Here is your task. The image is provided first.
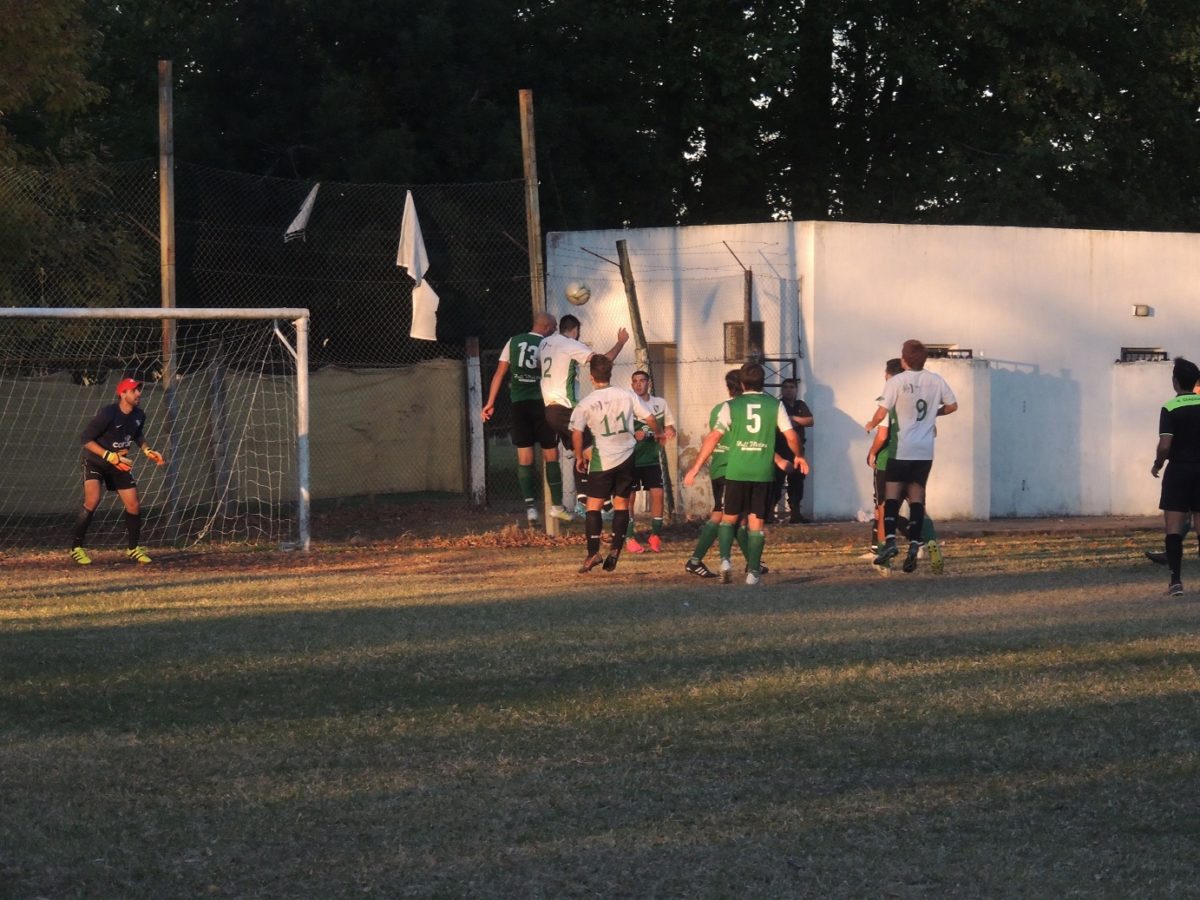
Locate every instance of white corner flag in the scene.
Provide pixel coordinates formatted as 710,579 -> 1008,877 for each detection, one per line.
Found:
396,190 -> 439,341
284,183 -> 320,242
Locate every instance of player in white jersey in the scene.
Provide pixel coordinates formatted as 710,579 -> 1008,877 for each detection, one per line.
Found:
864,339 -> 958,572
569,354 -> 659,573
540,313 -> 629,514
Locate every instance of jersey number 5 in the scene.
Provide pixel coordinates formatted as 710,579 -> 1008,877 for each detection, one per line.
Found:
745,403 -> 761,433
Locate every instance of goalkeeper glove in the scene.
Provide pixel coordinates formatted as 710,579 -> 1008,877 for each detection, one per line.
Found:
143,446 -> 165,466
103,450 -> 133,472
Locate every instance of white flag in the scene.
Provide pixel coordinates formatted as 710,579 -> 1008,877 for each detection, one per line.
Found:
284,183 -> 320,242
396,190 -> 429,279
396,190 -> 438,340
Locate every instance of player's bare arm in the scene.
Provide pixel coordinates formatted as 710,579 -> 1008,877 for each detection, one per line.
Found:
784,429 -> 809,475
865,405 -> 888,432
937,401 -> 958,416
683,428 -> 724,486
1152,434 -> 1172,477
571,428 -> 588,474
481,360 -> 510,421
603,327 -> 630,361
867,422 -> 889,467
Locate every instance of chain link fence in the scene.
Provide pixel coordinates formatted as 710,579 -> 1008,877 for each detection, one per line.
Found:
0,160 -> 537,527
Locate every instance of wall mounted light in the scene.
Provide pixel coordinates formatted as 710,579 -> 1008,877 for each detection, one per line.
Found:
1132,304 -> 1152,317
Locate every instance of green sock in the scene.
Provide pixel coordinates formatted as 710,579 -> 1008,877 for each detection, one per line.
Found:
517,464 -> 536,506
545,462 -> 563,506
626,518 -> 636,538
651,517 -> 663,536
718,522 -> 736,562
746,530 -> 765,572
736,525 -> 750,559
692,521 -> 719,560
922,516 -> 937,542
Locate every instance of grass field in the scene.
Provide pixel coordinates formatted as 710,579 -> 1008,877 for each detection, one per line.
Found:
2,516 -> 1198,898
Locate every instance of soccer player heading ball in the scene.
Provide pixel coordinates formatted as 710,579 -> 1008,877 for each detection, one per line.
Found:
69,377 -> 166,565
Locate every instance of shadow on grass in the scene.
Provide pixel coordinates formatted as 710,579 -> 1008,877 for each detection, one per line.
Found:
2,562 -> 1196,740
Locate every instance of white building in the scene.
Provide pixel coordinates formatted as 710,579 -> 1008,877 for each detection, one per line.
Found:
545,221 -> 1199,520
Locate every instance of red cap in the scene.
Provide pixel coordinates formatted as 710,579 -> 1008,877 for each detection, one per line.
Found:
115,377 -> 142,395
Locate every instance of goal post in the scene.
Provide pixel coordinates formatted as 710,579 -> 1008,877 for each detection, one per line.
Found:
0,307 -> 310,552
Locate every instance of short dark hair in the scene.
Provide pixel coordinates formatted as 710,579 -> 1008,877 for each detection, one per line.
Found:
725,369 -> 742,395
589,353 -> 613,383
631,370 -> 650,381
739,362 -> 765,392
885,357 -> 904,376
781,377 -> 798,388
901,339 -> 927,370
1174,356 -> 1200,391
559,314 -> 581,334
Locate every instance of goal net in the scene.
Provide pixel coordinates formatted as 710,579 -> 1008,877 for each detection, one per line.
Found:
0,308 -> 310,552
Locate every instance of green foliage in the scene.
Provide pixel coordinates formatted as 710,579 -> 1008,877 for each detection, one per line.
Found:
22,0 -> 1200,234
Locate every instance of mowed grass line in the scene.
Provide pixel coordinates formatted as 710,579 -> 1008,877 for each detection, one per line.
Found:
1,531 -> 1198,898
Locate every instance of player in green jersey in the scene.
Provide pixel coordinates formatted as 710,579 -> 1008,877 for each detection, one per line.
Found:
624,370 -> 677,553
684,362 -> 807,585
481,312 -> 563,523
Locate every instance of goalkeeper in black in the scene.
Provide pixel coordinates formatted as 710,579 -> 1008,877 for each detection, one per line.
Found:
70,377 -> 166,565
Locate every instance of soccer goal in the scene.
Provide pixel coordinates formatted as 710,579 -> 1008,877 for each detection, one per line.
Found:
0,307 -> 310,552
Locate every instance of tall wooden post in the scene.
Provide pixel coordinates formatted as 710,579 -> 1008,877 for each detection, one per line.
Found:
520,89 -> 557,531
158,60 -> 182,532
520,90 -> 545,315
616,240 -> 650,374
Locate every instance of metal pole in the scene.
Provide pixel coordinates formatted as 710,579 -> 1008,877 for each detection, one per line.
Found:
295,315 -> 311,551
465,337 -> 486,507
743,267 -> 756,361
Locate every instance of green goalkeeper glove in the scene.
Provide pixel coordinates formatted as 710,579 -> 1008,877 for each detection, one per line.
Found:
103,449 -> 132,472
143,446 -> 165,466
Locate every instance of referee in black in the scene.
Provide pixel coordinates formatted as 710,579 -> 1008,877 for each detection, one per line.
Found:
1151,357 -> 1200,596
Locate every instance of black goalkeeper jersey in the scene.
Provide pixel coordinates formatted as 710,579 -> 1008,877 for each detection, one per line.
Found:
80,403 -> 146,462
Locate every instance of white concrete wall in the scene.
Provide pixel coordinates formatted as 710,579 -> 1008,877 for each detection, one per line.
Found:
1112,361 -> 1175,515
545,221 -> 1200,520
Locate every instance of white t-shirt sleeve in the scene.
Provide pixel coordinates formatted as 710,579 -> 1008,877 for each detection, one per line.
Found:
714,402 -> 732,433
568,400 -> 589,432
881,377 -> 900,410
775,403 -> 794,432
939,377 -> 957,407
661,399 -> 676,429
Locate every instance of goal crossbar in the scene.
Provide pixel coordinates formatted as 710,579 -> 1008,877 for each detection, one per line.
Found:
0,307 -> 311,551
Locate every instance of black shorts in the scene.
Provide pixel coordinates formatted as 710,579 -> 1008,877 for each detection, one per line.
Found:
585,454 -> 636,501
82,458 -> 137,491
1160,461 -> 1200,512
510,398 -> 556,450
723,480 -> 773,521
884,458 -> 933,488
631,463 -> 663,491
546,404 -> 593,452
710,476 -> 726,512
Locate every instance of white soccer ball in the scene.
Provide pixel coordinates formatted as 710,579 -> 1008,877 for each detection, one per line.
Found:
565,281 -> 591,306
